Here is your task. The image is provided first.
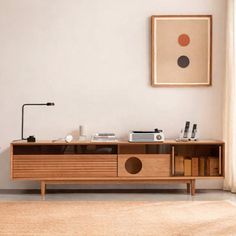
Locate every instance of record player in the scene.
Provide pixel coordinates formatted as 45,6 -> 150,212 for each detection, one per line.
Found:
129,129 -> 165,142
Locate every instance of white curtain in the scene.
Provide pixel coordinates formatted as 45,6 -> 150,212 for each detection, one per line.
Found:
224,0 -> 236,192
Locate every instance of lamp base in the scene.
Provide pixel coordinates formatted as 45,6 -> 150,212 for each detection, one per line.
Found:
27,136 -> 36,142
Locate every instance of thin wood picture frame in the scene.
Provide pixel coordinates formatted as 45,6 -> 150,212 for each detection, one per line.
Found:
151,15 -> 212,87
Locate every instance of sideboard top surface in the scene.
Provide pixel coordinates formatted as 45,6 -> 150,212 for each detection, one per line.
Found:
11,139 -> 224,146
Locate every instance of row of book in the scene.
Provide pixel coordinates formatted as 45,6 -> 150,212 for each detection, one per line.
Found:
175,156 -> 220,176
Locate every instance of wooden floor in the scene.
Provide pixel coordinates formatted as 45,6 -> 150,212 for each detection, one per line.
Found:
1,199 -> 236,236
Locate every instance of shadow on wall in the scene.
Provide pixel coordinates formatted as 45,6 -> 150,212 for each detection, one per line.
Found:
0,147 -> 38,189
0,148 -> 11,188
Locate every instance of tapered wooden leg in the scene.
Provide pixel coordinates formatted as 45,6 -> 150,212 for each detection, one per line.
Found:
41,181 -> 46,199
187,183 -> 191,194
191,179 -> 196,196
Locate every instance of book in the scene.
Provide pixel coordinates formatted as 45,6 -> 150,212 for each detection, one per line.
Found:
199,157 -> 206,176
191,157 -> 199,176
184,158 -> 192,176
175,156 -> 184,176
207,157 -> 219,176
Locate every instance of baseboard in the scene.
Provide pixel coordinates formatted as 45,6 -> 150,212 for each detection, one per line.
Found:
0,189 -> 224,194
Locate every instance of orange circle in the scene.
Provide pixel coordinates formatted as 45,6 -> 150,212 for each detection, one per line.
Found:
178,34 -> 190,46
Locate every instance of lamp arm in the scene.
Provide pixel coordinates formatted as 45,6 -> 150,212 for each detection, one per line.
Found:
22,103 -> 48,106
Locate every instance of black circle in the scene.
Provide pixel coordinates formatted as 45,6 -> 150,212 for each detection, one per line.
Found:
177,56 -> 190,68
125,157 -> 142,174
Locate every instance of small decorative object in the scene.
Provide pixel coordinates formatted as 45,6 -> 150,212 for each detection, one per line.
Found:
21,102 -> 55,142
176,121 -> 190,142
79,125 -> 87,140
183,121 -> 190,139
27,135 -> 36,142
178,129 -> 184,140
129,129 -> 165,142
189,124 -> 198,141
65,134 -> 73,143
151,15 -> 212,86
176,122 -> 199,142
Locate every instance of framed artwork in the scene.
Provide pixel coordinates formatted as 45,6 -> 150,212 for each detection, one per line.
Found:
151,15 -> 212,87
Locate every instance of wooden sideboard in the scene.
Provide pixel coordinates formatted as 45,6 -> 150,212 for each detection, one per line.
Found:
10,140 -> 224,197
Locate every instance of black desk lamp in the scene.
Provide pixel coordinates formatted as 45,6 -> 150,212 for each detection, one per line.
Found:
21,102 -> 55,142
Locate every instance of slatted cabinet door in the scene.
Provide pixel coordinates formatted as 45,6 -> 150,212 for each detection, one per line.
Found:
12,155 -> 117,179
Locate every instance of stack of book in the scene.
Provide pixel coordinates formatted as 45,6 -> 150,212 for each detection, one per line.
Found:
91,133 -> 118,142
175,156 -> 219,176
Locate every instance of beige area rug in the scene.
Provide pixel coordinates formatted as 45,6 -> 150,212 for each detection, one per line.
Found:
0,201 -> 236,236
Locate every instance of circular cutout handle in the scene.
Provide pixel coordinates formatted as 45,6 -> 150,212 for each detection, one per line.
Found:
125,157 -> 142,174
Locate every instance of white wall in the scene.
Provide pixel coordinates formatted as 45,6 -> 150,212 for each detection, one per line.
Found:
0,0 -> 226,189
